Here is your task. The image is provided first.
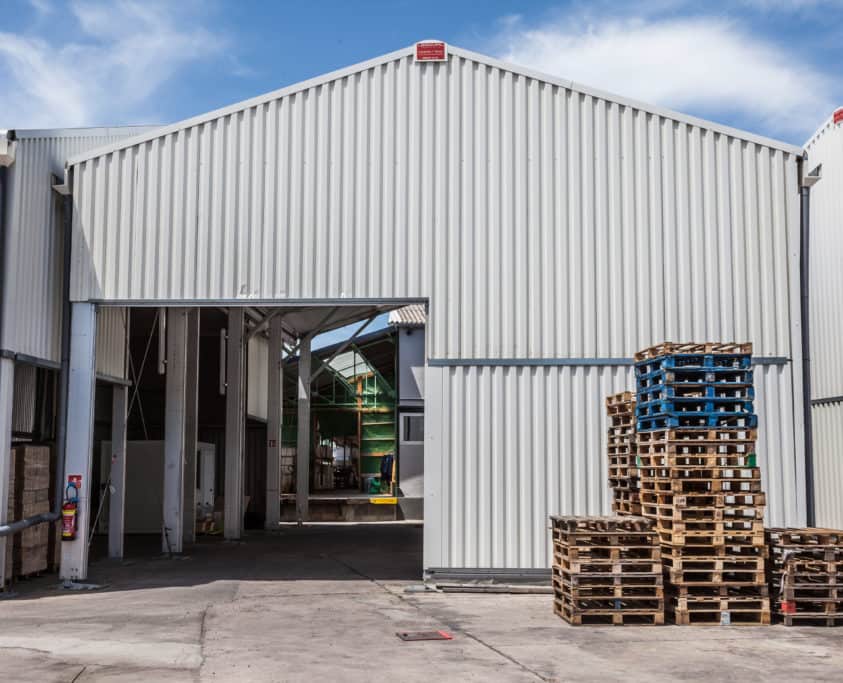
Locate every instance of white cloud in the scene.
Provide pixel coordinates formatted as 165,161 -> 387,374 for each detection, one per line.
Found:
488,13 -> 838,140
0,0 -> 226,128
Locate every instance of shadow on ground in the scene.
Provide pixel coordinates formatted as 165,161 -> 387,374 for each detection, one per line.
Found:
7,523 -> 423,599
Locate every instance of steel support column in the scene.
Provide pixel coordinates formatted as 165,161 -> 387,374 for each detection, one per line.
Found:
265,314 -> 284,529
162,308 -> 188,553
107,384 -> 128,559
0,357 -> 14,586
296,334 -> 312,522
60,303 -> 97,581
224,309 -> 246,539
183,308 -> 200,545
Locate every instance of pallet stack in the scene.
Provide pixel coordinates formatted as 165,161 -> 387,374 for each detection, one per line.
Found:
635,342 -> 769,625
551,515 -> 664,625
767,528 -> 843,626
606,393 -> 640,516
4,445 -> 51,582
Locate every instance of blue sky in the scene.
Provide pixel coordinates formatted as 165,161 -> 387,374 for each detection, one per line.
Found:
2,0 -> 842,143
2,0 -> 842,346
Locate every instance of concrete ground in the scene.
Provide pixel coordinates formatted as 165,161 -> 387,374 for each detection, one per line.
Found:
1,524 -> 842,682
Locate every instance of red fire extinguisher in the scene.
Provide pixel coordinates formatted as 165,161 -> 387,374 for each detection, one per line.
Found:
62,482 -> 79,541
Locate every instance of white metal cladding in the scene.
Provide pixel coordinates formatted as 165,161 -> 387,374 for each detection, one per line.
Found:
2,127 -> 155,364
68,46 -> 801,362
424,363 -> 804,570
95,306 -> 127,381
805,116 -> 843,400
247,335 -> 269,420
812,401 -> 843,529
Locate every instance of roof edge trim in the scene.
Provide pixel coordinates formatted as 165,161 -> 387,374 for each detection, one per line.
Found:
66,42 -> 802,166
66,45 -> 417,166
12,125 -> 159,140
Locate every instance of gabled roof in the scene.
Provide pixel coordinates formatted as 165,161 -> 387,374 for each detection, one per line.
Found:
67,42 -> 802,167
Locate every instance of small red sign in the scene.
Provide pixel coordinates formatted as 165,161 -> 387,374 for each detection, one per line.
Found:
415,41 -> 447,62
834,108 -> 843,125
68,474 -> 82,487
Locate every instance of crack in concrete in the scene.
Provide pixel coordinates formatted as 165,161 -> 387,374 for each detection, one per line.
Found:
327,554 -> 549,681
69,665 -> 87,682
195,602 -> 211,683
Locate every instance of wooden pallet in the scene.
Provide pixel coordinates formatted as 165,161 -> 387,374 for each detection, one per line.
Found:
671,606 -> 770,626
606,391 -> 635,407
640,491 -> 766,508
780,614 -> 843,627
642,503 -> 765,523
550,515 -> 653,534
634,342 -> 753,362
672,583 -> 769,598
553,599 -> 664,625
636,428 -> 757,445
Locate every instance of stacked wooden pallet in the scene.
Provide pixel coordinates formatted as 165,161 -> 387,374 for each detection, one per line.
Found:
606,392 -> 639,516
767,528 -> 843,626
4,445 -> 51,581
635,342 -> 769,625
551,515 -> 664,625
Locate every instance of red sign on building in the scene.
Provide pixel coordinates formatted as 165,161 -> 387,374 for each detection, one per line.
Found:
415,41 -> 447,62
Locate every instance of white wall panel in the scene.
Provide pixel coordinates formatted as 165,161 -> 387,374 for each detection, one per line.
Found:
247,335 -> 269,421
813,400 -> 843,529
95,306 -> 127,381
69,48 -> 800,361
425,362 -> 804,570
805,117 -> 843,400
2,128 -> 155,364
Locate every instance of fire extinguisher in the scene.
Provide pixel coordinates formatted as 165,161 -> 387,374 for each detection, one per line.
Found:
62,482 -> 79,541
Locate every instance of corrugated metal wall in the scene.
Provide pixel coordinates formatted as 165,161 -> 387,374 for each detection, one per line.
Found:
425,363 -> 803,569
2,128 -> 154,365
70,48 -> 799,359
805,114 -> 843,528
813,401 -> 843,529
65,46 -> 805,568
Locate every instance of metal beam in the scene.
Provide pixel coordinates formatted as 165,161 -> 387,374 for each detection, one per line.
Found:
107,384 -> 128,559
224,309 -> 246,539
246,308 -> 284,341
0,357 -> 14,585
163,308 -> 188,553
296,334 -> 312,522
183,308 -> 200,546
309,315 -> 376,383
265,314 -> 284,529
60,303 -> 97,581
350,342 -> 395,398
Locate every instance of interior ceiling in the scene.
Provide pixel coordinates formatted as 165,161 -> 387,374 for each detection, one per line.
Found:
126,303 -> 414,341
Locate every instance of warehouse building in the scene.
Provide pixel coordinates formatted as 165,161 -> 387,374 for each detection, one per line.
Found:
804,108 -> 843,531
0,42 -> 811,584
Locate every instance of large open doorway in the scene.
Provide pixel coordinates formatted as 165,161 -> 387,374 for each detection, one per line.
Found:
88,302 -> 426,576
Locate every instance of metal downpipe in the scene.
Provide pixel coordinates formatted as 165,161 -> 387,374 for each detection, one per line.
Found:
800,184 -> 815,527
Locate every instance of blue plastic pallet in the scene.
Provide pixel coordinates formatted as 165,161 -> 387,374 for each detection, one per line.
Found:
636,413 -> 758,432
636,367 -> 754,387
635,398 -> 754,418
635,353 -> 752,373
636,383 -> 755,401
